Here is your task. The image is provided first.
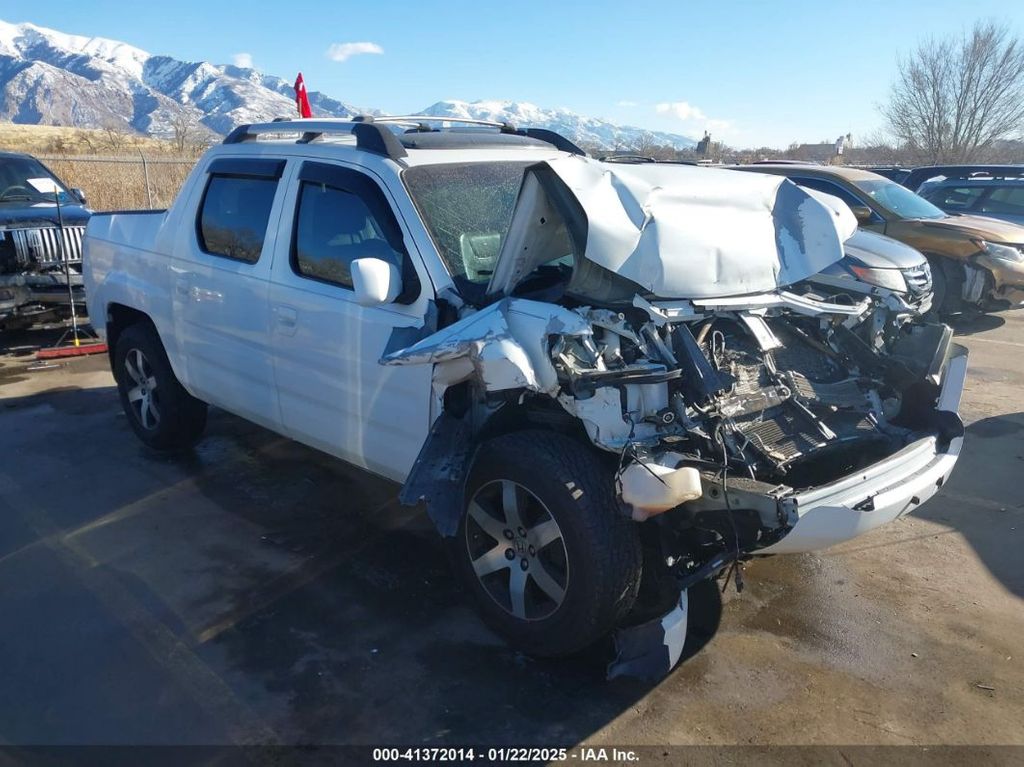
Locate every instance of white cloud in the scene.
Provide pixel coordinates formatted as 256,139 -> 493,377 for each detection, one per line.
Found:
232,52 -> 253,68
655,101 -> 737,136
326,41 -> 384,62
656,101 -> 706,121
616,100 -> 638,108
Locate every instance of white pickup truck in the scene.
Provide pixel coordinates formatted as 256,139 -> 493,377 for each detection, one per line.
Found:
84,117 -> 967,678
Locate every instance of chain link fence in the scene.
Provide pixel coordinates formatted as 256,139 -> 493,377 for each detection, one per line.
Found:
38,155 -> 198,211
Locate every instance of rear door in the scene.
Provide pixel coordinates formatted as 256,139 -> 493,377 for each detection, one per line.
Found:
267,159 -> 434,481
171,156 -> 287,432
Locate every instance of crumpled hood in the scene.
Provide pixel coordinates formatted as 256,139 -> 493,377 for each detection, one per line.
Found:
487,156 -> 855,300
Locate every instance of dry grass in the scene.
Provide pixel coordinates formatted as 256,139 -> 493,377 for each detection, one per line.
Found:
42,156 -> 197,211
0,123 -> 180,156
0,123 -> 200,210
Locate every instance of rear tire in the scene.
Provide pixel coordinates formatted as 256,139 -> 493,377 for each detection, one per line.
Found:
113,323 -> 207,451
451,430 -> 642,657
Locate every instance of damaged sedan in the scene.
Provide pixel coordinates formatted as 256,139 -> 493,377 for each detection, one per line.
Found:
83,119 -> 967,679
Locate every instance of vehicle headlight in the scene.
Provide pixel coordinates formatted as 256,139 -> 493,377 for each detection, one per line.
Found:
848,264 -> 908,292
977,240 -> 1024,263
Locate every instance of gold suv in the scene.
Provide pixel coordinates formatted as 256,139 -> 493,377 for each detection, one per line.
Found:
738,164 -> 1024,314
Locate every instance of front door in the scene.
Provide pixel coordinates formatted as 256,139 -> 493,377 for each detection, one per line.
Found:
268,160 -> 433,481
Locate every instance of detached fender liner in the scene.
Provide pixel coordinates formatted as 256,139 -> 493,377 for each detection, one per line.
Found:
398,412 -> 475,536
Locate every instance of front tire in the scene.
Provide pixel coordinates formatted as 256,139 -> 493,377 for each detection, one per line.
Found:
452,430 -> 642,657
113,323 -> 207,451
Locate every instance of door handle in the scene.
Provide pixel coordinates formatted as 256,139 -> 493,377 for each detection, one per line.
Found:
274,305 -> 298,336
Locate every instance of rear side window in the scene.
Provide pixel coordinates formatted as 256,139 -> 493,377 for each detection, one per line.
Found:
926,185 -> 986,210
978,186 -> 1024,217
293,181 -> 400,288
198,174 -> 279,263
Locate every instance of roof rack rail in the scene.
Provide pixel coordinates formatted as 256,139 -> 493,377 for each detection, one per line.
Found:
222,114 -> 587,158
371,115 -> 586,155
902,164 -> 1024,190
223,119 -> 408,160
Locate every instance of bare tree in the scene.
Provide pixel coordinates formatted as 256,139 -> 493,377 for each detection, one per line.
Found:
171,110 -> 200,154
630,132 -> 659,156
102,121 -> 131,152
883,21 -> 1024,163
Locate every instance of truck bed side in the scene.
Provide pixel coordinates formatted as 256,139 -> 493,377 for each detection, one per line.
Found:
83,210 -> 185,377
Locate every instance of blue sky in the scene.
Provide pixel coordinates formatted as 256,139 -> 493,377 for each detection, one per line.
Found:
5,0 -> 1024,147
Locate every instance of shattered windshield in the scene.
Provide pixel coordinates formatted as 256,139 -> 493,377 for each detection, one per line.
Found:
852,178 -> 945,220
403,161 -> 530,294
0,157 -> 72,204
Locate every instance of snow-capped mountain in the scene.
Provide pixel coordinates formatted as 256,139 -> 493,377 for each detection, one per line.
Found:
420,100 -> 694,150
0,20 -> 361,137
0,20 -> 695,150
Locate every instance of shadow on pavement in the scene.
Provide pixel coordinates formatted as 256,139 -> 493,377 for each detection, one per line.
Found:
0,382 -> 724,746
915,412 -> 1024,599
949,312 -> 1006,336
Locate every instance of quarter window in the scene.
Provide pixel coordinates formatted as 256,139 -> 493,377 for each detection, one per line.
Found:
198,175 -> 278,263
292,181 -> 403,289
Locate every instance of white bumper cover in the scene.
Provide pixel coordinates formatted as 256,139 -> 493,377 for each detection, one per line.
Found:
760,343 -> 968,555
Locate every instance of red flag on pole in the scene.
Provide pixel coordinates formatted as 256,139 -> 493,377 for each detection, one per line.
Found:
294,72 -> 312,118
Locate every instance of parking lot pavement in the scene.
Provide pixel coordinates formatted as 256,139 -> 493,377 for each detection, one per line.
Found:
0,314 -> 1021,748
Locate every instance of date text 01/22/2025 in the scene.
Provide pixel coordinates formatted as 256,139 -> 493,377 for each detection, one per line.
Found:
371,747 -> 641,762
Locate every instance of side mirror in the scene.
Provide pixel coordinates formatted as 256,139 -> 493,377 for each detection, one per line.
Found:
351,258 -> 402,307
71,188 -> 87,205
849,204 -> 873,224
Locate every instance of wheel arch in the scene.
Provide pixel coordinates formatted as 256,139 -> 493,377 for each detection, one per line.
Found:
399,389 -> 604,537
105,303 -> 189,387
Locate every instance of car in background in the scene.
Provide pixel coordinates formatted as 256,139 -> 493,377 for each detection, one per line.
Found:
0,151 -> 90,330
734,163 -> 1024,315
804,228 -> 932,319
900,164 -> 1024,193
915,169 -> 1024,226
862,166 -> 912,185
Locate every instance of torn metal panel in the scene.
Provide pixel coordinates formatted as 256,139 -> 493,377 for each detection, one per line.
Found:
739,314 -> 783,351
381,298 -> 591,395
488,156 -> 852,300
557,387 -> 639,450
608,590 -> 688,680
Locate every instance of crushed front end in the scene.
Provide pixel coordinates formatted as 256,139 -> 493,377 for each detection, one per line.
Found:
388,156 -> 968,678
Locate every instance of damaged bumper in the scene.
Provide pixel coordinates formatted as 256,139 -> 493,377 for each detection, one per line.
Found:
975,253 -> 1024,307
761,342 -> 966,553
608,590 -> 688,680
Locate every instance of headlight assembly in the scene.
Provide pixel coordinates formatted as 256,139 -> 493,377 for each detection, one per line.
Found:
977,240 -> 1024,264
848,265 -> 909,292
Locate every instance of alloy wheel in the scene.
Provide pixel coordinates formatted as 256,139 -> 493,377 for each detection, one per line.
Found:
465,480 -> 569,621
124,348 -> 160,430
